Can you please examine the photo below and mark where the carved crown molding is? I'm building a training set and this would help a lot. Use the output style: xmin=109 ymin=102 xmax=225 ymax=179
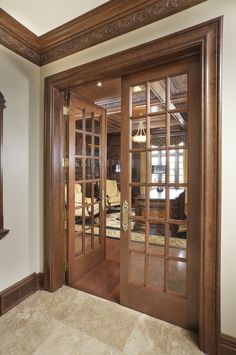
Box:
xmin=0 ymin=0 xmax=207 ymax=66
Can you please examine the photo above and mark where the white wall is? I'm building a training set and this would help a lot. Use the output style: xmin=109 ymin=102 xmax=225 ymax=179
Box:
xmin=0 ymin=45 xmax=41 ymax=290
xmin=40 ymin=0 xmax=236 ymax=338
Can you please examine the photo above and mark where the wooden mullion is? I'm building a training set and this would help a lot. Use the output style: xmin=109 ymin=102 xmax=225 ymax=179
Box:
xmin=144 ymin=81 xmax=151 ymax=287
xmin=164 ymin=76 xmax=170 ymax=293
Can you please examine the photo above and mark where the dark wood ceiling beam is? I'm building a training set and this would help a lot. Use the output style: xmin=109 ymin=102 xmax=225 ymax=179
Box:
xmin=0 ymin=0 xmax=206 ymax=66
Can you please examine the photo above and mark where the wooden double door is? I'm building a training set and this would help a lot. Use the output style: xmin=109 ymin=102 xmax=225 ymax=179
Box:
xmin=66 ymin=55 xmax=201 ymax=331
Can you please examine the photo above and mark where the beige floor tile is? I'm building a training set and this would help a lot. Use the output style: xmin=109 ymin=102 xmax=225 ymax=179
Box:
xmin=33 ymin=323 xmax=121 ymax=355
xmin=0 ymin=287 xmax=204 ymax=355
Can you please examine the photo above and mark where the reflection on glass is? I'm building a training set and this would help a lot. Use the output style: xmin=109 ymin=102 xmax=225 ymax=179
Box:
xmin=168 ymin=223 xmax=187 ymax=259
xmin=131 ymin=118 xmax=147 ymax=149
xmin=131 ymin=84 xmax=146 ymax=117
xmin=131 ymin=185 xmax=146 ymax=217
xmin=149 ymin=79 xmax=166 ymax=113
xmin=130 ymin=219 xmax=145 ymax=251
xmin=149 ymin=151 xmax=166 ymax=183
xmin=149 ymin=223 xmax=165 ymax=253
xmin=169 ymin=149 xmax=187 ymax=184
xmin=168 ymin=260 xmax=186 ymax=295
xmin=169 ymin=73 xmax=188 ymax=110
xmin=150 ymin=114 xmax=166 ymax=148
xmin=148 ymin=256 xmax=164 ymax=289
xmin=94 ymin=181 xmax=100 ymax=202
xmin=129 ymin=252 xmax=145 ymax=284
xmin=75 ymin=158 xmax=83 ymax=181
xmin=131 ymin=151 xmax=146 ymax=183
xmin=75 ymin=132 xmax=83 ymax=155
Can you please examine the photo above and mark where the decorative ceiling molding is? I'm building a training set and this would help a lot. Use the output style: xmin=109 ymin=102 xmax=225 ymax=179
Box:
xmin=0 ymin=0 xmax=206 ymax=66
xmin=0 ymin=9 xmax=40 ymax=65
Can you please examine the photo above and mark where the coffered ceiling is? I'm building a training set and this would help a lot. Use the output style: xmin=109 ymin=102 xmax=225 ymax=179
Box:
xmin=0 ymin=0 xmax=109 ymax=35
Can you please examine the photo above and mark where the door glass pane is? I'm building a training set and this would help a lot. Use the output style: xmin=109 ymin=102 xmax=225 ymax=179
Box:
xmin=86 ymin=158 xmax=93 ymax=179
xmin=130 ymin=219 xmax=145 ymax=251
xmin=131 ymin=151 xmax=146 ymax=183
xmin=85 ymin=115 xmax=93 ymax=133
xmin=149 ymin=223 xmax=165 ymax=254
xmin=170 ymin=112 xmax=188 ymax=147
xmin=168 ymin=260 xmax=186 ymax=295
xmin=131 ymin=84 xmax=146 ymax=117
xmin=168 ymin=223 xmax=187 ymax=259
xmin=169 ymin=73 xmax=188 ymax=110
xmin=148 ymin=256 xmax=164 ymax=289
xmin=131 ymin=185 xmax=146 ymax=217
xmin=75 ymin=110 xmax=83 ymax=130
xmin=94 ymin=136 xmax=100 ymax=156
xmin=129 ymin=252 xmax=145 ymax=284
xmin=95 ymin=118 xmax=100 ymax=134
xmin=169 ymin=187 xmax=187 ymax=220
xmin=75 ymin=158 xmax=83 ymax=181
xmin=86 ymin=135 xmax=92 ymax=156
xmin=150 ymin=114 xmax=166 ymax=148
xmin=149 ymin=151 xmax=166 ymax=183
xmin=131 ymin=118 xmax=147 ymax=150
xmin=149 ymin=79 xmax=166 ymax=113
xmin=148 ymin=187 xmax=166 ymax=219
xmin=169 ymin=150 xmax=187 ymax=184
xmin=75 ymin=132 xmax=83 ymax=155
xmin=94 ymin=159 xmax=100 ymax=179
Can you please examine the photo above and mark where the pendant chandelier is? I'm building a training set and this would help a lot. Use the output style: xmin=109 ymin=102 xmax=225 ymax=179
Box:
xmin=132 ymin=121 xmax=146 ymax=143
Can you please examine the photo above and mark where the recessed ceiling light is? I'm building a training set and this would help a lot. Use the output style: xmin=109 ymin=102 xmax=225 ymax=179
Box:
xmin=97 ymin=82 xmax=103 ymax=87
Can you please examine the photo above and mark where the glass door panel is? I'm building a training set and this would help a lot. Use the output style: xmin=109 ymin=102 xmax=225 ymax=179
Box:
xmin=120 ymin=56 xmax=201 ymax=330
xmin=66 ymin=94 xmax=106 ymax=283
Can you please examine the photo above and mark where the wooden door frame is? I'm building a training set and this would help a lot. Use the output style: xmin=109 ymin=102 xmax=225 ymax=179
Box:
xmin=44 ymin=17 xmax=222 ymax=355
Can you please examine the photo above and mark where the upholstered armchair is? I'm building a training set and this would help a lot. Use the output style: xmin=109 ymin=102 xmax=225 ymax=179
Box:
xmin=106 ymin=179 xmax=121 ymax=210
xmin=73 ymin=184 xmax=99 ymax=217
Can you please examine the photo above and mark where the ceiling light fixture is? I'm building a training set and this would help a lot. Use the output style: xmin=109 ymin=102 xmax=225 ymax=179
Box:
xmin=132 ymin=85 xmax=142 ymax=93
xmin=97 ymin=81 xmax=103 ymax=87
xmin=132 ymin=121 xmax=146 ymax=143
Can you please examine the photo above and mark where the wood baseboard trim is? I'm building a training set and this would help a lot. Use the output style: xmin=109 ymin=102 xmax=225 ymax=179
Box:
xmin=0 ymin=0 xmax=206 ymax=66
xmin=0 ymin=272 xmax=44 ymax=316
xmin=221 ymin=334 xmax=236 ymax=355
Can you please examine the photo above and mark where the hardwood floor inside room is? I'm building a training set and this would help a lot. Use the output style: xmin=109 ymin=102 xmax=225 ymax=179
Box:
xmin=70 ymin=238 xmax=120 ymax=303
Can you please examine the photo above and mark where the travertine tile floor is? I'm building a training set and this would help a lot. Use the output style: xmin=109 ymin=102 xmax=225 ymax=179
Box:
xmin=0 ymin=286 xmax=203 ymax=355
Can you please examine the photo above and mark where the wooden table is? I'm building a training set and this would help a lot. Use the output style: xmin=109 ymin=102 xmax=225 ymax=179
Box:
xmin=134 ymin=188 xmax=186 ymax=235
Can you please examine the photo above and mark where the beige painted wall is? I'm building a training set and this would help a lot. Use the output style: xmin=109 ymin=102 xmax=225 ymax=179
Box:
xmin=0 ymin=45 xmax=41 ymax=290
xmin=40 ymin=0 xmax=236 ymax=338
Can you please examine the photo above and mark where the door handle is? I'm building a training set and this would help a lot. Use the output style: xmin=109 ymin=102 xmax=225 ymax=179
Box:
xmin=122 ymin=200 xmax=129 ymax=232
